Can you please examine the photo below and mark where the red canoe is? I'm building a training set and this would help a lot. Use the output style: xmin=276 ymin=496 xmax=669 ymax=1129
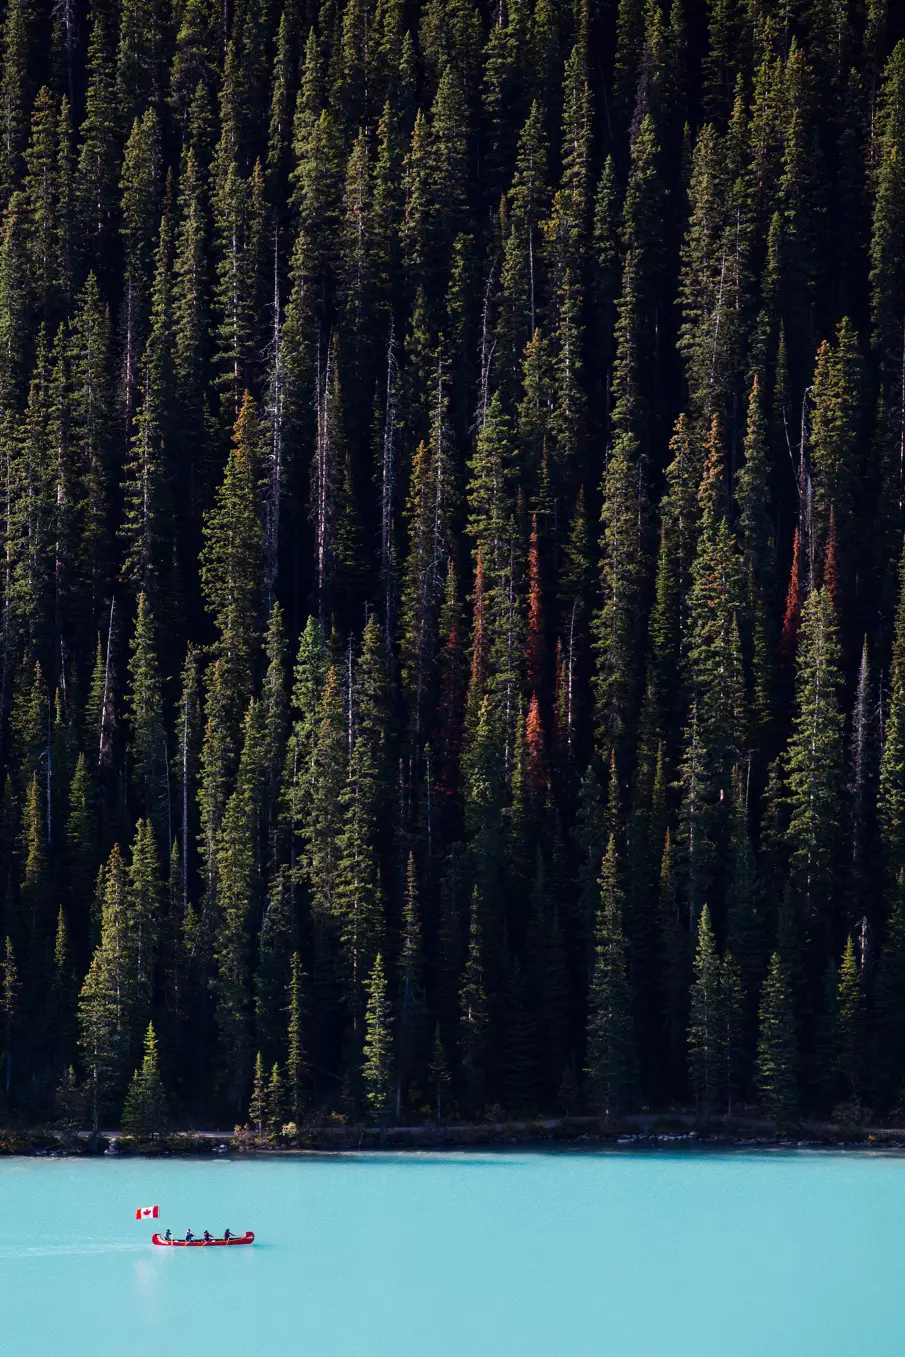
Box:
xmin=152 ymin=1232 xmax=255 ymax=1247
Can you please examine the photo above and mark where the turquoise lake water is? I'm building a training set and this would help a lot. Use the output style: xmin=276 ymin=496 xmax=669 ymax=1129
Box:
xmin=1 ymin=1148 xmax=903 ymax=1356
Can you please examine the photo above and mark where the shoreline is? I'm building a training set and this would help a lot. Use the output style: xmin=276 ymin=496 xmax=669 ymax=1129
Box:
xmin=5 ymin=1114 xmax=905 ymax=1157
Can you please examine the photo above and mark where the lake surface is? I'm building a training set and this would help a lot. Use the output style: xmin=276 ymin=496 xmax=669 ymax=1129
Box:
xmin=1 ymin=1148 xmax=903 ymax=1356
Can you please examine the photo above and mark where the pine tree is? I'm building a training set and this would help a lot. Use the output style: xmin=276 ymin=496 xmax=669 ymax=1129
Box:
xmin=248 ymin=1049 xmax=265 ymax=1134
xmin=687 ymin=906 xmax=723 ymax=1119
xmin=67 ymin=273 xmax=112 ymax=620
xmin=75 ymin=8 xmax=119 ymax=275
xmin=121 ymin=1020 xmax=167 ymax=1139
xmin=78 ymin=849 xmax=132 ymax=1133
xmin=429 ymin=1021 xmax=452 ymax=1124
xmin=460 ymin=885 xmax=490 ymax=1111
xmin=300 ymin=665 xmax=346 ymax=921
xmin=0 ymin=0 xmax=31 ymax=206
xmin=126 ymin=819 xmax=161 ymax=1051
xmin=126 ymin=593 xmax=168 ymax=831
xmin=23 ymin=86 xmax=64 ymax=317
xmin=116 ymin=0 xmax=167 ymax=130
xmin=870 ymin=44 xmax=905 ymax=410
xmin=879 ymin=536 xmax=905 ymax=881
xmin=336 ymin=735 xmax=384 ymax=1022
xmin=755 ymin=953 xmax=798 ymax=1123
xmin=119 ymin=109 xmax=162 ymax=425
xmin=396 ymin=852 xmax=424 ymax=1115
xmin=585 ymin=836 xmax=635 ymax=1120
xmin=362 ymin=952 xmax=393 ymax=1119
xmin=264 ymin=1062 xmax=285 ymax=1137
xmin=255 ymin=866 xmax=292 ymax=1058
xmin=286 ymin=950 xmax=307 ymax=1123
xmin=120 ymin=188 xmax=175 ymax=601
xmin=678 ymin=122 xmax=745 ymax=425
xmin=1 ymin=935 xmax=19 ymax=1099
xmin=784 ymin=588 xmax=843 ymax=955
xmin=593 ymin=432 xmax=646 ymax=754
xmin=835 ymin=935 xmax=864 ymax=1104
xmin=611 ymin=113 xmax=665 ymax=455
xmin=213 ymin=701 xmax=264 ymax=1109
xmin=721 ymin=952 xmax=744 ymax=1118
xmin=200 ymin=392 xmax=264 ymax=711
xmin=808 ymin=318 xmax=863 ymax=594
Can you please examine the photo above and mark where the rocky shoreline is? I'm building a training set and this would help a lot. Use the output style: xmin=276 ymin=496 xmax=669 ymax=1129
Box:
xmin=4 ymin=1115 xmax=905 ymax=1156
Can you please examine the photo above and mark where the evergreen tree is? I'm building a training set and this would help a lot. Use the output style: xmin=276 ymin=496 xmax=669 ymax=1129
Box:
xmin=362 ymin=952 xmax=393 ymax=1119
xmin=755 ymin=953 xmax=798 ymax=1123
xmin=1 ymin=936 xmax=19 ymax=1099
xmin=286 ymin=950 xmax=307 ymax=1123
xmin=0 ymin=0 xmax=889 ymax=1131
xmin=429 ymin=1021 xmax=452 ymax=1124
xmin=248 ymin=1049 xmax=265 ymax=1134
xmin=460 ymin=886 xmax=490 ymax=1111
xmin=687 ymin=906 xmax=723 ymax=1119
xmin=396 ymin=852 xmax=424 ymax=1115
xmin=264 ymin=1062 xmax=285 ymax=1136
xmin=75 ymin=9 xmax=119 ymax=276
xmin=126 ymin=593 xmax=168 ymax=831
xmin=585 ymin=837 xmax=635 ymax=1120
xmin=121 ymin=1021 xmax=167 ymax=1139
xmin=784 ymin=588 xmax=843 ymax=957
xmin=593 ymin=432 xmax=646 ymax=755
xmin=200 ymin=392 xmax=264 ymax=711
xmin=835 ymin=935 xmax=864 ymax=1104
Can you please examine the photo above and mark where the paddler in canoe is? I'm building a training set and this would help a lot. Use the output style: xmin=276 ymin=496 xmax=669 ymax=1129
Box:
xmin=152 ymin=1229 xmax=254 ymax=1246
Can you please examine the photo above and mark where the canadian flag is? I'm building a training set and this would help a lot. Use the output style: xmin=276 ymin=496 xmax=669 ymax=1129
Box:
xmin=135 ymin=1205 xmax=159 ymax=1220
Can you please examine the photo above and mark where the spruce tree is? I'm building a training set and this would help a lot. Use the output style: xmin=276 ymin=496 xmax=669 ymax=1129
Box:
xmin=585 ymin=836 xmax=635 ymax=1120
xmin=755 ymin=953 xmax=798 ymax=1123
xmin=362 ymin=952 xmax=393 ymax=1119
xmin=1 ymin=936 xmax=19 ymax=1100
xmin=200 ymin=392 xmax=264 ymax=713
xmin=687 ymin=906 xmax=723 ymax=1119
xmin=835 ymin=935 xmax=864 ymax=1105
xmin=429 ymin=1022 xmax=452 ymax=1124
xmin=264 ymin=1062 xmax=285 ymax=1137
xmin=286 ymin=950 xmax=307 ymax=1124
xmin=126 ymin=593 xmax=168 ymax=832
xmin=248 ymin=1049 xmax=265 ymax=1135
xmin=460 ymin=886 xmax=490 ymax=1112
xmin=784 ymin=588 xmax=843 ymax=957
xmin=121 ymin=1021 xmax=167 ymax=1140
xmin=396 ymin=852 xmax=424 ymax=1116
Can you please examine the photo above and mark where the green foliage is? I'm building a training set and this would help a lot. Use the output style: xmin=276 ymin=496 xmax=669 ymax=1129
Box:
xmin=248 ymin=1049 xmax=265 ymax=1135
xmin=362 ymin=952 xmax=393 ymax=1118
xmin=687 ymin=906 xmax=722 ymax=1118
xmin=756 ymin=953 xmax=798 ymax=1123
xmin=121 ymin=1021 xmax=167 ymax=1140
xmin=784 ymin=588 xmax=843 ymax=947
xmin=0 ymin=0 xmax=896 ymax=1135
xmin=585 ymin=837 xmax=635 ymax=1120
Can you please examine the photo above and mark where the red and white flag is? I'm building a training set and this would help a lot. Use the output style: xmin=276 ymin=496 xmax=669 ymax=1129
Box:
xmin=135 ymin=1205 xmax=159 ymax=1220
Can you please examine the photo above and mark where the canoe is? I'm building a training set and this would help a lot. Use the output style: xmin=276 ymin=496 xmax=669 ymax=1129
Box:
xmin=152 ymin=1232 xmax=255 ymax=1247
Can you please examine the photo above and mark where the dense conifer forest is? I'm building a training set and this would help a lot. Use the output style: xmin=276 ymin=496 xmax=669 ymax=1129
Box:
xmin=0 ymin=0 xmax=903 ymax=1133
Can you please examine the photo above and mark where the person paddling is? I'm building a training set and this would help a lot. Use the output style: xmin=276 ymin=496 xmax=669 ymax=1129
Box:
xmin=203 ymin=1230 xmax=212 ymax=1244
xmin=164 ymin=1229 xmax=172 ymax=1242
xmin=223 ymin=1229 xmax=232 ymax=1243
xmin=185 ymin=1229 xmax=194 ymax=1242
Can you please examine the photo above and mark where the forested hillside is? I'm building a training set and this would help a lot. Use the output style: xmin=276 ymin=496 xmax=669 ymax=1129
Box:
xmin=0 ymin=0 xmax=903 ymax=1132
